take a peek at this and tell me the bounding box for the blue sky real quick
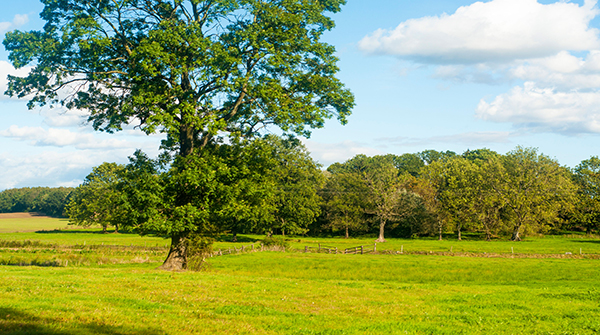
[1,0,600,190]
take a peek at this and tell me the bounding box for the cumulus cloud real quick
[0,61,32,100]
[509,51,600,89]
[0,149,142,190]
[0,151,92,190]
[0,14,28,34]
[302,140,384,166]
[477,82,600,134]
[41,108,89,127]
[359,0,600,135]
[0,125,138,149]
[359,0,600,64]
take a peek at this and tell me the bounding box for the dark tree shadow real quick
[0,307,165,335]
[214,234,261,243]
[34,229,137,235]
[570,240,600,244]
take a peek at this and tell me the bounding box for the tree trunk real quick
[161,119,195,271]
[102,225,107,234]
[586,224,592,235]
[232,231,237,242]
[114,224,119,234]
[511,224,522,241]
[375,219,386,242]
[158,235,187,271]
[438,221,443,241]
[345,225,349,239]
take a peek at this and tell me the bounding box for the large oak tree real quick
[5,0,354,270]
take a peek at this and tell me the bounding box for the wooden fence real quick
[300,243,378,255]
[303,243,339,254]
[343,243,377,254]
[209,243,288,257]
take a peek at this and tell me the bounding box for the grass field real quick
[0,213,72,233]
[1,216,600,334]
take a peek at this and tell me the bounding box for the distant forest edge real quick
[0,187,74,218]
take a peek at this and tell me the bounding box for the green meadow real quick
[1,218,600,334]
[0,214,71,233]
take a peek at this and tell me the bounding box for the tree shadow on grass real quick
[214,234,261,243]
[0,307,165,335]
[34,229,137,235]
[570,240,600,244]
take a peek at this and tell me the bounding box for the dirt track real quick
[0,212,49,219]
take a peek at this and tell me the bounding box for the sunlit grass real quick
[2,220,600,334]
[1,253,599,334]
[0,216,71,233]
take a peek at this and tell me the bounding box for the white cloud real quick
[41,107,89,127]
[302,140,384,166]
[359,0,600,64]
[477,82,600,134]
[0,125,138,149]
[0,61,32,99]
[0,14,29,34]
[0,150,128,190]
[509,51,600,89]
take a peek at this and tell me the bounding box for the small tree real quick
[321,170,368,238]
[573,157,600,234]
[487,147,575,241]
[66,163,126,233]
[266,136,324,237]
[329,155,425,242]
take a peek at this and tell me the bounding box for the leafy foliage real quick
[5,0,354,270]
[66,162,127,232]
[572,156,600,234]
[0,187,73,217]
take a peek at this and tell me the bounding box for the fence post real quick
[318,243,321,252]
[219,249,222,256]
[335,247,338,254]
[361,246,363,254]
[401,245,403,254]
[374,243,377,253]
[252,244,255,250]
[305,246,308,253]
[242,245,245,252]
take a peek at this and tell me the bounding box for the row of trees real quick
[0,187,73,217]
[66,142,600,245]
[321,147,593,242]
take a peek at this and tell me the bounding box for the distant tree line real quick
[0,187,74,217]
[320,147,583,241]
[65,138,600,241]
